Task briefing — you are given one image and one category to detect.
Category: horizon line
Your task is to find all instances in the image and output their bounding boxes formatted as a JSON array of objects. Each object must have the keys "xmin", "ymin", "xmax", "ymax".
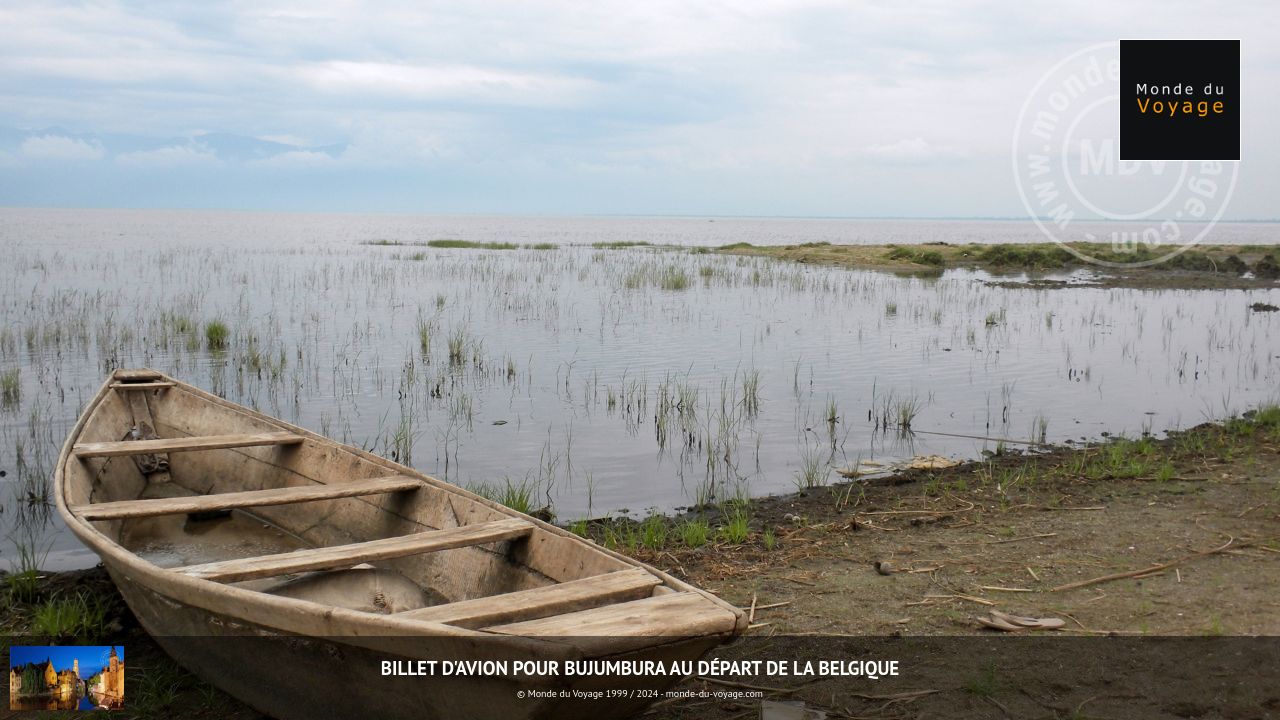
[{"xmin": 1, "ymin": 206, "xmax": 1277, "ymax": 224}]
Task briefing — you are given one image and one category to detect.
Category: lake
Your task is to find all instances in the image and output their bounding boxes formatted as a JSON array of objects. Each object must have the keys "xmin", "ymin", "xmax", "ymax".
[{"xmin": 1, "ymin": 208, "xmax": 1277, "ymax": 569}]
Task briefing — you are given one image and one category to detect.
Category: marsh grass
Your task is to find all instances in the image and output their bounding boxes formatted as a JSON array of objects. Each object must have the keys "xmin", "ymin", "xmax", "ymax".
[
  {"xmin": 659, "ymin": 266, "xmax": 691, "ymax": 290},
  {"xmin": 639, "ymin": 514, "xmax": 668, "ymax": 550},
  {"xmin": 426, "ymin": 239, "xmax": 519, "ymax": 250},
  {"xmin": 416, "ymin": 315, "xmax": 433, "ymax": 355},
  {"xmin": 591, "ymin": 241, "xmax": 652, "ymax": 249},
  {"xmin": 204, "ymin": 320, "xmax": 229, "ymax": 349},
  {"xmin": 885, "ymin": 246, "xmax": 945, "ymax": 267},
  {"xmin": 471, "ymin": 477, "xmax": 537, "ymax": 515},
  {"xmin": 718, "ymin": 502, "xmax": 750, "ymax": 544},
  {"xmin": 6, "ymin": 528, "xmax": 52, "ymax": 604},
  {"xmin": 31, "ymin": 591, "xmax": 111, "ymax": 640},
  {"xmin": 794, "ymin": 442, "xmax": 829, "ymax": 489},
  {"xmin": 677, "ymin": 517, "xmax": 710, "ymax": 548},
  {"xmin": 0, "ymin": 367, "xmax": 18, "ymax": 408}
]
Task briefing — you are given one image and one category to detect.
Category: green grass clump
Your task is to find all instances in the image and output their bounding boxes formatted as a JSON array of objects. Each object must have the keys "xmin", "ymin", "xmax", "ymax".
[
  {"xmin": 1084, "ymin": 436, "xmax": 1157, "ymax": 480},
  {"xmin": 6, "ymin": 570, "xmax": 41, "ymax": 604},
  {"xmin": 204, "ymin": 320, "xmax": 230, "ymax": 349},
  {"xmin": 718, "ymin": 502, "xmax": 750, "ymax": 544},
  {"xmin": 526, "ymin": 243, "xmax": 558, "ymax": 250},
  {"xmin": 639, "ymin": 515, "xmax": 669, "ymax": 550},
  {"xmin": 1225, "ymin": 403, "xmax": 1280, "ymax": 437},
  {"xmin": 591, "ymin": 240, "xmax": 652, "ymax": 249},
  {"xmin": 1, "ymin": 367, "xmax": 19, "ymax": 407},
  {"xmin": 1254, "ymin": 254, "xmax": 1280, "ymax": 279},
  {"xmin": 677, "ymin": 518, "xmax": 710, "ymax": 548},
  {"xmin": 31, "ymin": 592, "xmax": 110, "ymax": 640},
  {"xmin": 794, "ymin": 445, "xmax": 829, "ymax": 489},
  {"xmin": 979, "ymin": 244, "xmax": 1073, "ymax": 269},
  {"xmin": 659, "ymin": 267, "xmax": 691, "ymax": 291},
  {"xmin": 718, "ymin": 242, "xmax": 754, "ymax": 250},
  {"xmin": 885, "ymin": 246, "xmax": 945, "ymax": 267},
  {"xmin": 470, "ymin": 478, "xmax": 536, "ymax": 515},
  {"xmin": 426, "ymin": 239, "xmax": 519, "ymax": 250}
]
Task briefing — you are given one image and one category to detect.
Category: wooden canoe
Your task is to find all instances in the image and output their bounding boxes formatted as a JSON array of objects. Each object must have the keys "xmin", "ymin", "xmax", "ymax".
[{"xmin": 55, "ymin": 369, "xmax": 745, "ymax": 720}]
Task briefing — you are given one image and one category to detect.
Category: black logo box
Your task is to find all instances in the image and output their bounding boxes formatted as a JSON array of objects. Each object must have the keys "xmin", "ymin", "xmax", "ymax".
[{"xmin": 1120, "ymin": 39, "xmax": 1239, "ymax": 161}]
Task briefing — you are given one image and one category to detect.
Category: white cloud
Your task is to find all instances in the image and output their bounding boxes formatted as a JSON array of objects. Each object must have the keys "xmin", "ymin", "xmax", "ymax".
[
  {"xmin": 292, "ymin": 61, "xmax": 599, "ymax": 107},
  {"xmin": 248, "ymin": 150, "xmax": 335, "ymax": 168},
  {"xmin": 860, "ymin": 138, "xmax": 967, "ymax": 164},
  {"xmin": 20, "ymin": 134, "xmax": 104, "ymax": 160},
  {"xmin": 115, "ymin": 144, "xmax": 220, "ymax": 167}
]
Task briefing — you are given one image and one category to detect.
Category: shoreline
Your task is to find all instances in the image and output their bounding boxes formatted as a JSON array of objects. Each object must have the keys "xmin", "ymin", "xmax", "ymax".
[
  {"xmin": 712, "ymin": 241, "xmax": 1280, "ymax": 290},
  {"xmin": 3, "ymin": 406, "xmax": 1277, "ymax": 716}
]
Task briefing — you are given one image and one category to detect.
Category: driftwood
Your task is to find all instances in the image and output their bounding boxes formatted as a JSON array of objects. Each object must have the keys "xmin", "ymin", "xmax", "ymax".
[{"xmin": 1051, "ymin": 538, "xmax": 1242, "ymax": 592}]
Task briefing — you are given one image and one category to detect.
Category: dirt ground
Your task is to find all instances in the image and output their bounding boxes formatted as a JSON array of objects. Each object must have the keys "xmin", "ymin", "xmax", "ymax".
[
  {"xmin": 651, "ymin": 430, "xmax": 1280, "ymax": 638},
  {"xmin": 4, "ymin": 415, "xmax": 1278, "ymax": 719}
]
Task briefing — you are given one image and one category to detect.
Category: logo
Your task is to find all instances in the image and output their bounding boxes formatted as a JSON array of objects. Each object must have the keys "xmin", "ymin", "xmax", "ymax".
[{"xmin": 1012, "ymin": 42, "xmax": 1239, "ymax": 268}]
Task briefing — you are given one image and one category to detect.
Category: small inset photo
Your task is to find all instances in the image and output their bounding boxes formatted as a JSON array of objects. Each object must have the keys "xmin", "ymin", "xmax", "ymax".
[{"xmin": 8, "ymin": 645, "xmax": 125, "ymax": 711}]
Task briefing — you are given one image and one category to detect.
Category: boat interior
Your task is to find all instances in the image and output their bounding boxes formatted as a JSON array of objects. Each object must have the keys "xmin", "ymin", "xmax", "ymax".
[{"xmin": 62, "ymin": 370, "xmax": 740, "ymax": 640}]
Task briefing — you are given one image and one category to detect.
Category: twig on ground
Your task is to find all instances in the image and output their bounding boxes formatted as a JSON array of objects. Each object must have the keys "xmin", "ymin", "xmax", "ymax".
[{"xmin": 1051, "ymin": 537, "xmax": 1241, "ymax": 592}]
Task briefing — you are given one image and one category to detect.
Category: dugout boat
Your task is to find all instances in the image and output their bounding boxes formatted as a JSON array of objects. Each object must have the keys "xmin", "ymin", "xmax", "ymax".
[{"xmin": 56, "ymin": 368, "xmax": 746, "ymax": 720}]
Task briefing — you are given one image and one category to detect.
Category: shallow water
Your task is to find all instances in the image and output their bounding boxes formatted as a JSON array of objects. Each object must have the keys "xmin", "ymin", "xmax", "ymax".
[{"xmin": 1, "ymin": 208, "xmax": 1277, "ymax": 569}]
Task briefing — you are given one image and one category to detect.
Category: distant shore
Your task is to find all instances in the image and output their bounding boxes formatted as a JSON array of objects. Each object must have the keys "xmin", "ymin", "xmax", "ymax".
[{"xmin": 714, "ymin": 240, "xmax": 1280, "ymax": 289}]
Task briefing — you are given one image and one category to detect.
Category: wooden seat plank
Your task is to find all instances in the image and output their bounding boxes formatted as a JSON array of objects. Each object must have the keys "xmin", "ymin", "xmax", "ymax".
[
  {"xmin": 482, "ymin": 592, "xmax": 737, "ymax": 641},
  {"xmin": 110, "ymin": 381, "xmax": 177, "ymax": 389},
  {"xmin": 398, "ymin": 568, "xmax": 661, "ymax": 628},
  {"xmin": 73, "ymin": 431, "xmax": 303, "ymax": 458},
  {"xmin": 176, "ymin": 518, "xmax": 534, "ymax": 583},
  {"xmin": 114, "ymin": 369, "xmax": 163, "ymax": 382},
  {"xmin": 72, "ymin": 475, "xmax": 424, "ymax": 520}
]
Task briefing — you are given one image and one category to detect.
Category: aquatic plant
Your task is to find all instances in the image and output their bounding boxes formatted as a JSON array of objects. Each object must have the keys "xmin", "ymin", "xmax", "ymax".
[
  {"xmin": 659, "ymin": 266, "xmax": 691, "ymax": 291},
  {"xmin": 0, "ymin": 367, "xmax": 19, "ymax": 408},
  {"xmin": 471, "ymin": 478, "xmax": 537, "ymax": 516},
  {"xmin": 794, "ymin": 442, "xmax": 829, "ymax": 489},
  {"xmin": 426, "ymin": 239, "xmax": 519, "ymax": 250},
  {"xmin": 204, "ymin": 320, "xmax": 230, "ymax": 349}
]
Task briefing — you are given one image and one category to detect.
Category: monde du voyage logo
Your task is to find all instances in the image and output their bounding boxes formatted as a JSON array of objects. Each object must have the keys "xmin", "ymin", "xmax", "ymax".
[
  {"xmin": 1121, "ymin": 39, "xmax": 1240, "ymax": 161},
  {"xmin": 1013, "ymin": 40, "xmax": 1240, "ymax": 267}
]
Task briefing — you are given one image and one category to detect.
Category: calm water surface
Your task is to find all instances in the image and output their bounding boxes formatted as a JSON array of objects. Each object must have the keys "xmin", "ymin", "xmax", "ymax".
[{"xmin": 1, "ymin": 209, "xmax": 1277, "ymax": 569}]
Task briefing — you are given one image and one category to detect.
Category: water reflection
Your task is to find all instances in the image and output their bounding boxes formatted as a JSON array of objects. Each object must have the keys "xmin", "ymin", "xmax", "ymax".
[{"xmin": 1, "ymin": 209, "xmax": 1277, "ymax": 569}]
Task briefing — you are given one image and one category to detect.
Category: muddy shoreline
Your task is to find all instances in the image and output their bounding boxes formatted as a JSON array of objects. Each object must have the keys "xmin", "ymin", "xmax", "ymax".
[{"xmin": 4, "ymin": 408, "xmax": 1278, "ymax": 718}]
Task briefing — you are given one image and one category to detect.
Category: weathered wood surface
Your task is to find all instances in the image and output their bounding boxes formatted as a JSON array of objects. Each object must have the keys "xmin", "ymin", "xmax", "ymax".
[
  {"xmin": 55, "ymin": 367, "xmax": 745, "ymax": 706},
  {"xmin": 73, "ymin": 431, "xmax": 303, "ymax": 458},
  {"xmin": 177, "ymin": 518, "xmax": 534, "ymax": 583},
  {"xmin": 110, "ymin": 381, "xmax": 177, "ymax": 389},
  {"xmin": 398, "ymin": 568, "xmax": 661, "ymax": 628},
  {"xmin": 484, "ymin": 593, "xmax": 739, "ymax": 652},
  {"xmin": 72, "ymin": 475, "xmax": 424, "ymax": 520},
  {"xmin": 113, "ymin": 369, "xmax": 163, "ymax": 382}
]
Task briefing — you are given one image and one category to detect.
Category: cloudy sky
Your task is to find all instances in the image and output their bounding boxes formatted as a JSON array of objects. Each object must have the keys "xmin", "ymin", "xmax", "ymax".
[{"xmin": 1, "ymin": 1, "xmax": 1277, "ymax": 217}]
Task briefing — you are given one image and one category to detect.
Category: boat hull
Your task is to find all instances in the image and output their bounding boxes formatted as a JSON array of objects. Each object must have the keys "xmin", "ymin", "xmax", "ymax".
[
  {"xmin": 109, "ymin": 561, "xmax": 720, "ymax": 720},
  {"xmin": 57, "ymin": 371, "xmax": 742, "ymax": 720}
]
